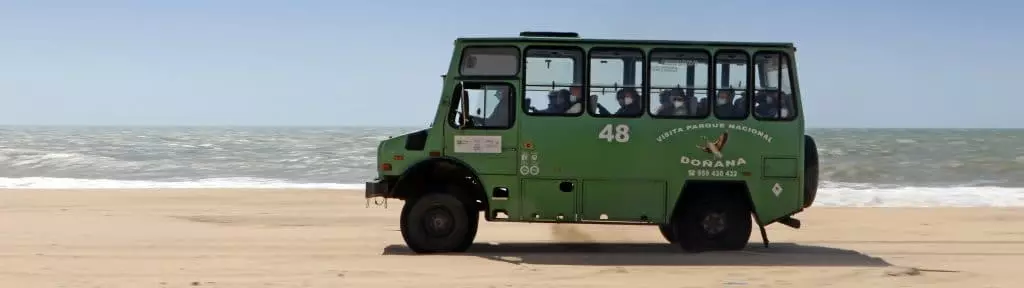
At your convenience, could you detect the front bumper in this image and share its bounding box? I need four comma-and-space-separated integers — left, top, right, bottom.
365, 179, 390, 199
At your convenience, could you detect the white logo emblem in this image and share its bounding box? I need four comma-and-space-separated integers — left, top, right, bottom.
771, 183, 783, 197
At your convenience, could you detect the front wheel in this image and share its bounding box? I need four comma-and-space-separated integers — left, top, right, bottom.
400, 192, 478, 254
673, 194, 752, 252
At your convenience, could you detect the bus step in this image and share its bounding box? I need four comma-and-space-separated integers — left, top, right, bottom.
778, 216, 801, 229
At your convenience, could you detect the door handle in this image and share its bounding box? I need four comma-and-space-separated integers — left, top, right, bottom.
559, 181, 574, 192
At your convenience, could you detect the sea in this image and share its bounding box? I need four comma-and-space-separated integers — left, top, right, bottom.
1, 126, 1023, 207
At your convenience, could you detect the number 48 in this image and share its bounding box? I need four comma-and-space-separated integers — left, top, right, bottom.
598, 124, 630, 143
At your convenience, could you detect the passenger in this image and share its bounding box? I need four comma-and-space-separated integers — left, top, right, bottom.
715, 90, 743, 118
614, 88, 642, 116
540, 88, 581, 114
590, 94, 612, 115
540, 89, 570, 114
733, 92, 748, 115
564, 87, 583, 114
694, 95, 707, 116
654, 90, 673, 116
754, 91, 779, 118
779, 92, 794, 118
655, 89, 690, 116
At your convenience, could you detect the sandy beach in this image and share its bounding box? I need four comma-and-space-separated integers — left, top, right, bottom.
1, 189, 1022, 287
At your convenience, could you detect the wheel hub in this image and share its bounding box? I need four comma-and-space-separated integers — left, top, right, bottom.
422, 207, 455, 237
702, 212, 726, 235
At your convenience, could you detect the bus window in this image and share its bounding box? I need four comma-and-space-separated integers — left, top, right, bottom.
523, 47, 584, 116
448, 83, 514, 129
713, 51, 749, 120
649, 50, 710, 118
459, 46, 520, 77
588, 49, 644, 118
753, 52, 796, 120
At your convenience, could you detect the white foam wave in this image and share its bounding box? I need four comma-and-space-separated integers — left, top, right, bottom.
1, 178, 1021, 207
0, 177, 363, 190
816, 181, 1024, 207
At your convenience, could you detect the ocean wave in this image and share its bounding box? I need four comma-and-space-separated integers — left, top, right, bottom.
0, 177, 362, 190
2, 177, 1022, 208
814, 181, 1024, 207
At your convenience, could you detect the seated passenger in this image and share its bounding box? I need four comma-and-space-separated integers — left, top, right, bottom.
779, 92, 794, 118
694, 95, 707, 116
564, 87, 583, 114
714, 90, 745, 118
754, 91, 779, 118
590, 94, 612, 115
733, 92, 747, 114
540, 89, 569, 114
614, 88, 642, 116
540, 89, 581, 114
655, 89, 690, 116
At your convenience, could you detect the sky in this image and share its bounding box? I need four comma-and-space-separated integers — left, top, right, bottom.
1, 0, 1021, 128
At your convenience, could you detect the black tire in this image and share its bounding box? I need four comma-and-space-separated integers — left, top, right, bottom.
673, 193, 752, 252
400, 192, 478, 254
456, 208, 480, 252
803, 135, 820, 208
658, 224, 678, 243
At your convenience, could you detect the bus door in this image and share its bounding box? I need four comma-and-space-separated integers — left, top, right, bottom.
444, 81, 520, 176
747, 51, 803, 223
516, 46, 588, 222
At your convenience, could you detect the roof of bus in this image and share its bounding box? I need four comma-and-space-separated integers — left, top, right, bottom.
455, 35, 796, 49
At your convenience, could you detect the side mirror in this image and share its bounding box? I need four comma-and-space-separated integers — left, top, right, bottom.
475, 108, 481, 116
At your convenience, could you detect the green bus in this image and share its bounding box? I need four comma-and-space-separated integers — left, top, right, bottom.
365, 31, 820, 254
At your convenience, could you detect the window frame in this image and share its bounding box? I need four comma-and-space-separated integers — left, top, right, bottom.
521, 45, 587, 117
446, 81, 517, 130
711, 49, 752, 120
586, 47, 646, 119
751, 50, 798, 121
457, 45, 522, 78
647, 48, 712, 120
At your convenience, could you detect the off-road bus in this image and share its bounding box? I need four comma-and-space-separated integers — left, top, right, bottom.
365, 31, 820, 254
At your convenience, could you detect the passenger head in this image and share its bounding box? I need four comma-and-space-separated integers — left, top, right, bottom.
762, 91, 777, 105
716, 90, 734, 105
658, 90, 672, 106
668, 89, 686, 109
548, 89, 572, 107
617, 88, 639, 107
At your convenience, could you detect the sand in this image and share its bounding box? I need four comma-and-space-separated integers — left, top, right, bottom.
1, 189, 1023, 287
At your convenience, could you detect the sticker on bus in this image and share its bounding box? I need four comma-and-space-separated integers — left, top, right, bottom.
453, 135, 502, 153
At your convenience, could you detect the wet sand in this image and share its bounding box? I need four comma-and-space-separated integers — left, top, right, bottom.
1, 188, 1022, 287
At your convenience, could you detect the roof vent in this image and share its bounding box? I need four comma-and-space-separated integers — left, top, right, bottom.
519, 31, 580, 38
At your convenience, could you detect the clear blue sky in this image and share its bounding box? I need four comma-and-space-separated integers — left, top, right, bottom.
1, 0, 1020, 128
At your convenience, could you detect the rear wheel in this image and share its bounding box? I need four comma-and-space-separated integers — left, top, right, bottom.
803, 135, 820, 208
400, 192, 478, 254
673, 193, 752, 252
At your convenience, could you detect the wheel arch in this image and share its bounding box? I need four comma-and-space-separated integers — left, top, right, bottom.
671, 180, 756, 220
391, 157, 489, 216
